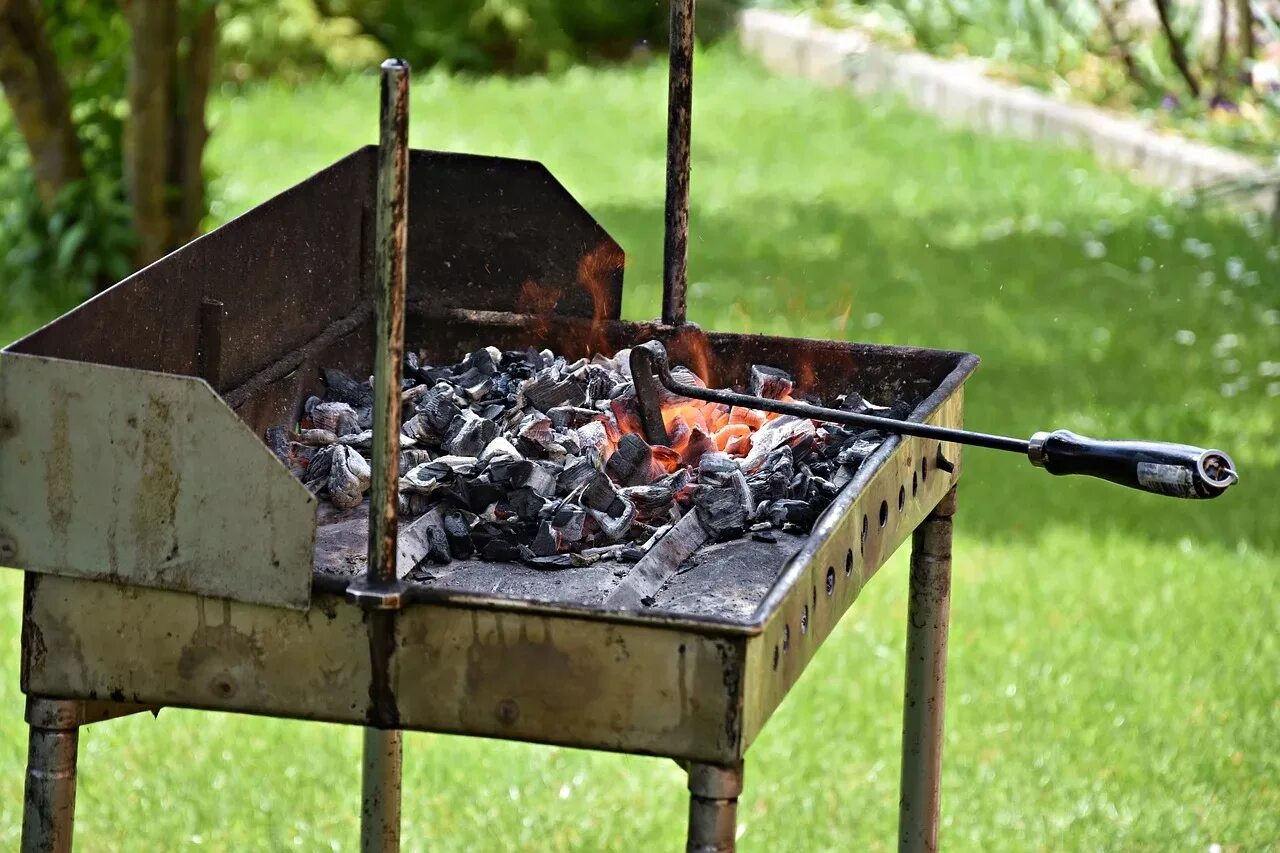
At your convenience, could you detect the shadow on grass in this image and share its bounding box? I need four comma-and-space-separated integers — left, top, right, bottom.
594, 196, 1278, 556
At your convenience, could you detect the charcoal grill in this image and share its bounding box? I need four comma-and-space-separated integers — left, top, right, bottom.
0, 4, 1236, 851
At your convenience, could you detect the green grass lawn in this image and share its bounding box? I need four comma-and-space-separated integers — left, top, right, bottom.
1, 50, 1277, 849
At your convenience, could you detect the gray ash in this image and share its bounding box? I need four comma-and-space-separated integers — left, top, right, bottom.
267, 346, 903, 571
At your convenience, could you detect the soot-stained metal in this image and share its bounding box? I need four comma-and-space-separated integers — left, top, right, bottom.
662, 0, 695, 327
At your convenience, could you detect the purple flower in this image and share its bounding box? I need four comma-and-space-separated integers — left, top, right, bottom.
1209, 95, 1238, 112
1160, 93, 1179, 110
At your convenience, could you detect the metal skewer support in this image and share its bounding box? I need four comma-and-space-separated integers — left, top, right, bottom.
346, 58, 411, 853
630, 341, 1238, 499
662, 0, 695, 326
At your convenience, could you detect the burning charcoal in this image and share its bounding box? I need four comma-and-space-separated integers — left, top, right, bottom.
740, 415, 816, 473
299, 428, 338, 446
514, 413, 555, 455
327, 445, 371, 510
305, 445, 335, 492
574, 420, 613, 456
651, 446, 681, 474
311, 401, 360, 437
415, 384, 461, 433
728, 406, 766, 430
606, 433, 660, 486
582, 365, 620, 403
521, 372, 586, 411
444, 411, 497, 457
678, 428, 717, 469
480, 436, 521, 463
442, 510, 474, 558
323, 368, 373, 407
609, 396, 645, 436
669, 366, 706, 389
765, 499, 815, 528
750, 365, 793, 400
265, 427, 314, 478
836, 438, 881, 466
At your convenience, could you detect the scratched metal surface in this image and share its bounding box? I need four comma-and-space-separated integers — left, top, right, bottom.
0, 353, 316, 609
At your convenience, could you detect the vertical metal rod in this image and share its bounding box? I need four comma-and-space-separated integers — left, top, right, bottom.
21, 699, 81, 853
359, 58, 409, 853
898, 486, 956, 853
369, 57, 410, 586
662, 0, 695, 326
685, 761, 743, 853
361, 728, 403, 853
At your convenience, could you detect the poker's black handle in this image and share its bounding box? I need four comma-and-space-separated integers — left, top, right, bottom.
1028, 430, 1238, 499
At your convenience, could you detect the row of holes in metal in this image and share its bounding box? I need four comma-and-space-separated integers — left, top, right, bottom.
770, 449, 938, 672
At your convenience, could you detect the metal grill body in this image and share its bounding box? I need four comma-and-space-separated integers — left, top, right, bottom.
2, 145, 970, 851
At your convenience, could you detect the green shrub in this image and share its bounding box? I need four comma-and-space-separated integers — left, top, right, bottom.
318, 0, 748, 74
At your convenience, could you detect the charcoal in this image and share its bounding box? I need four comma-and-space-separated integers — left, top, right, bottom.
417, 510, 452, 564
837, 438, 881, 466
752, 530, 778, 543
581, 471, 623, 514
399, 449, 433, 475
765, 499, 815, 527
532, 521, 559, 557
693, 452, 753, 540
328, 445, 371, 510
415, 384, 461, 432
442, 510, 474, 558
620, 484, 675, 514
558, 456, 599, 495
514, 413, 556, 455
750, 365, 793, 400
304, 395, 322, 416
551, 504, 588, 542
574, 420, 612, 456
305, 445, 335, 491
522, 373, 586, 411
455, 366, 492, 401
311, 401, 360, 437
399, 492, 434, 517
481, 539, 521, 562
609, 396, 645, 436
480, 436, 521, 463
505, 487, 547, 521
481, 403, 505, 421
401, 414, 437, 444
444, 411, 497, 457
297, 427, 338, 446
266, 426, 291, 458
323, 368, 373, 407
619, 547, 645, 563
678, 428, 717, 469
741, 415, 816, 473
524, 553, 577, 570
334, 429, 373, 449
606, 433, 659, 486
400, 464, 444, 496
589, 495, 636, 543
503, 460, 557, 496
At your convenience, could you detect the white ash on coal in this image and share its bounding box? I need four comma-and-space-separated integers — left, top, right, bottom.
267, 347, 904, 571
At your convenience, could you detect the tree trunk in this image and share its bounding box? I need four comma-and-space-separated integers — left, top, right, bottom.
1153, 0, 1201, 99
1237, 0, 1255, 62
171, 4, 217, 247
0, 0, 84, 210
125, 0, 179, 267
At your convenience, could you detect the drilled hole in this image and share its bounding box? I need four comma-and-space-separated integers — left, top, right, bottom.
812, 585, 818, 609
772, 644, 779, 670
826, 567, 836, 596
879, 500, 889, 528
845, 549, 854, 576
921, 455, 929, 481
800, 604, 809, 634
898, 485, 906, 511
912, 472, 919, 496
861, 514, 869, 553
783, 624, 791, 651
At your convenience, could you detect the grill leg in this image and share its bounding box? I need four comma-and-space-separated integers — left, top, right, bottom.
361, 727, 403, 853
21, 698, 81, 853
685, 761, 743, 853
898, 485, 956, 853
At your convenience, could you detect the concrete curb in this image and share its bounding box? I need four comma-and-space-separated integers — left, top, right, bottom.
739, 9, 1278, 217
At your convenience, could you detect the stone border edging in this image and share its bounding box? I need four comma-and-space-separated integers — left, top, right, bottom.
739, 9, 1278, 218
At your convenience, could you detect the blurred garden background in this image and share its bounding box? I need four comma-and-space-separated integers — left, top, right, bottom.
1, 0, 1277, 849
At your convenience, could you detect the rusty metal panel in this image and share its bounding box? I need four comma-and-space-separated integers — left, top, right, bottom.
22, 575, 370, 721
392, 605, 747, 764
0, 353, 315, 609
740, 388, 967, 753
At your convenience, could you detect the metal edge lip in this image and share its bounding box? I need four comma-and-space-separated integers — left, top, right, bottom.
747, 351, 980, 627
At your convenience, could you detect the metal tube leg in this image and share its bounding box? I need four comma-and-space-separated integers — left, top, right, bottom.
685, 761, 743, 853
361, 727, 403, 853
22, 698, 82, 853
898, 486, 956, 853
